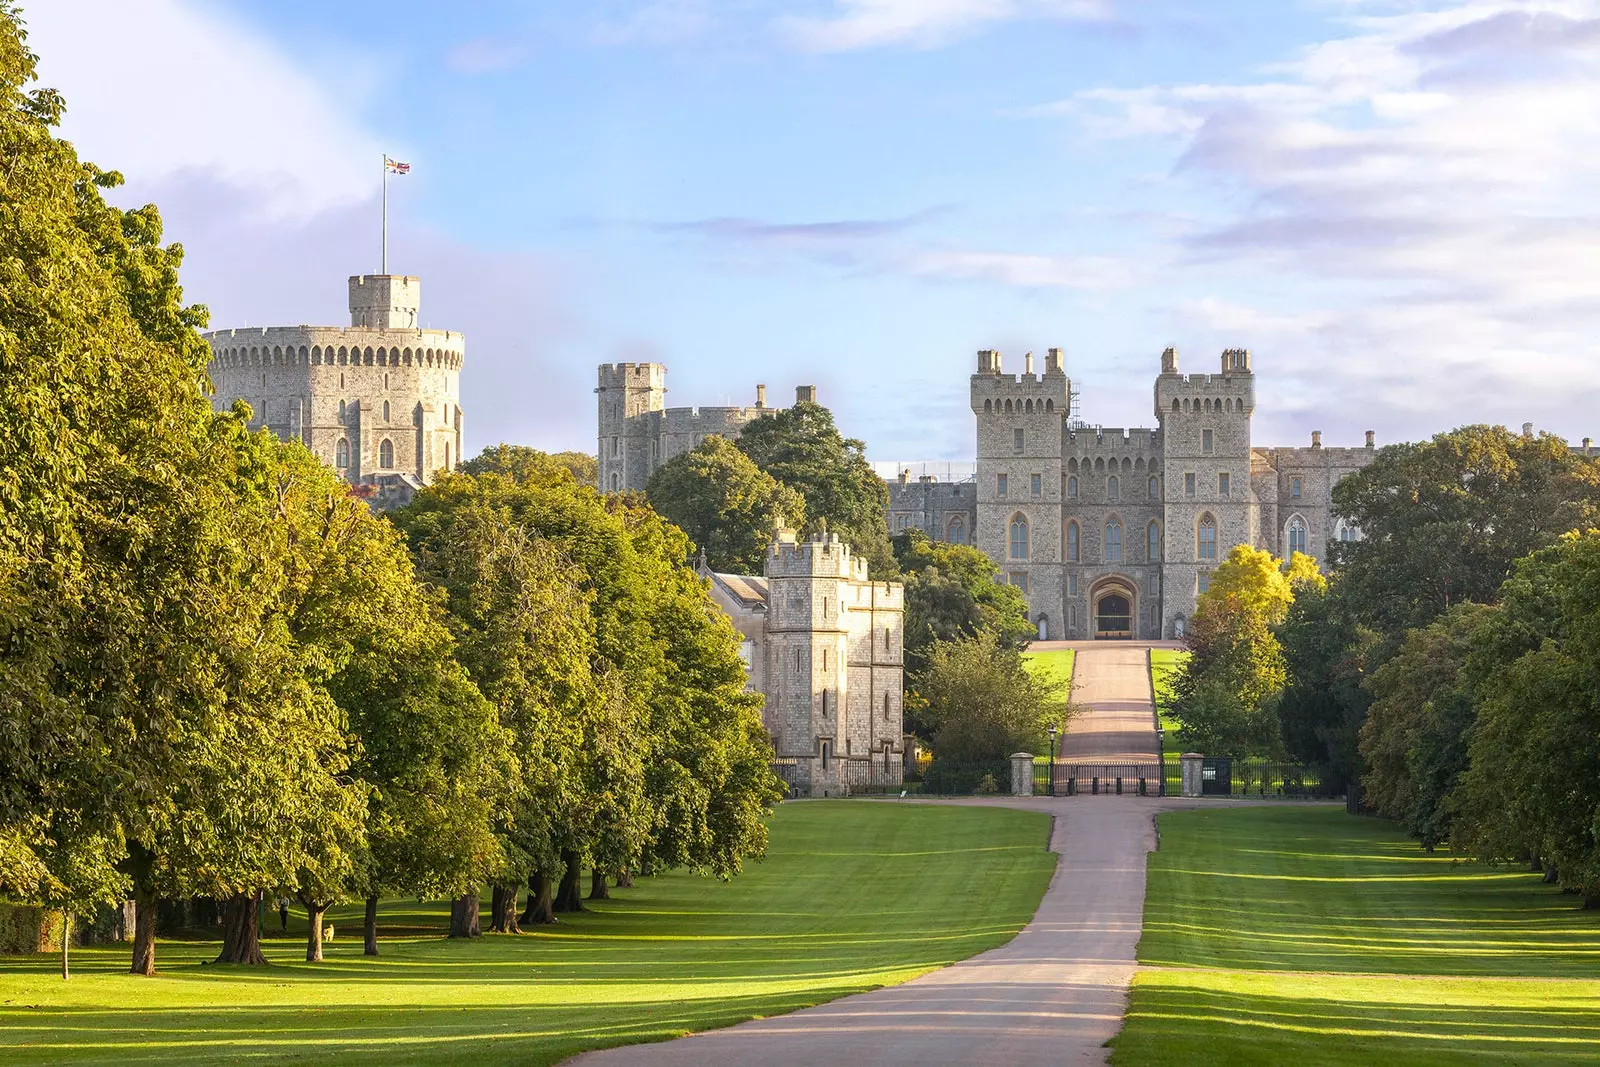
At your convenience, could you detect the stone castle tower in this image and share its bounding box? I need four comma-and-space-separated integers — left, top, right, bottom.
203, 275, 464, 501
706, 525, 905, 797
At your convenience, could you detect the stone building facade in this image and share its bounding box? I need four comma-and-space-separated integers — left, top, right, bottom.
597, 363, 818, 492
891, 346, 1378, 640
705, 526, 905, 797
203, 275, 464, 504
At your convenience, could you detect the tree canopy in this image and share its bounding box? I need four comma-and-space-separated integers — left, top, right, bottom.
891, 528, 1033, 677
645, 436, 805, 574
733, 401, 895, 575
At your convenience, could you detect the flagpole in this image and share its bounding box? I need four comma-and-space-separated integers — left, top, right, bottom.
381, 154, 388, 274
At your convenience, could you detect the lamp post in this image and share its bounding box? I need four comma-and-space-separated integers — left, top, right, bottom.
1156, 728, 1166, 796
1048, 723, 1059, 796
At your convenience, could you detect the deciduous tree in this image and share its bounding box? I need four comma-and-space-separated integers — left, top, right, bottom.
646, 436, 805, 573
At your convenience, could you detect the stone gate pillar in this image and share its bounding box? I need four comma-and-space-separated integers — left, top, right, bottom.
1010, 752, 1035, 797
1181, 753, 1204, 798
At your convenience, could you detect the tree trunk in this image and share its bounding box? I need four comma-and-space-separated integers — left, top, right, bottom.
214, 892, 268, 964
364, 895, 380, 956
490, 885, 521, 933
448, 893, 481, 938
554, 851, 585, 913
130, 886, 158, 975
521, 871, 557, 926
616, 868, 634, 889
305, 903, 328, 962
60, 910, 70, 980
588, 868, 609, 901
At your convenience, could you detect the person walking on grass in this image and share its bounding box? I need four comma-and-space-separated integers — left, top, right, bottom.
279, 898, 289, 933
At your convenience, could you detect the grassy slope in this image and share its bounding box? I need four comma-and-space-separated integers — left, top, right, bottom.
1, 802, 1054, 1067
1148, 648, 1187, 754
1022, 648, 1076, 753
1112, 806, 1600, 1066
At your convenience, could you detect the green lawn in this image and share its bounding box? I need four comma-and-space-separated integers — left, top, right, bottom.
1022, 647, 1075, 751
1149, 648, 1188, 754
0, 802, 1054, 1066
1111, 806, 1600, 1065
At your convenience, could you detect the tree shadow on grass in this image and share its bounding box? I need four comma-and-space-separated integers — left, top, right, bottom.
1112, 980, 1600, 1067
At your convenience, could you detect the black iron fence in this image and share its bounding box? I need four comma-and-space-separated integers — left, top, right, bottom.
1194, 758, 1338, 798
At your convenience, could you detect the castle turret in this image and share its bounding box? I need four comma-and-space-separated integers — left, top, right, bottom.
1153, 348, 1257, 636
597, 362, 666, 493
202, 274, 463, 504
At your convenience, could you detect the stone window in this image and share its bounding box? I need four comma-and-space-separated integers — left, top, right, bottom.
1014, 428, 1025, 453
883, 691, 891, 720
1197, 515, 1217, 561
1030, 473, 1042, 497
1203, 428, 1214, 454
1067, 476, 1078, 499
1148, 521, 1161, 562
383, 400, 391, 422
1219, 472, 1231, 497
1291, 476, 1302, 498
884, 626, 891, 650
1149, 474, 1158, 498
1105, 520, 1122, 563
794, 648, 803, 678
1066, 520, 1080, 562
1289, 518, 1307, 556
610, 472, 621, 491
821, 648, 828, 672
1185, 473, 1196, 498
1009, 572, 1029, 594
379, 439, 394, 469
1107, 475, 1119, 502
1198, 571, 1212, 595
1009, 515, 1029, 560
947, 517, 966, 544
335, 438, 350, 469
338, 400, 347, 421
997, 473, 1009, 497
1068, 573, 1078, 596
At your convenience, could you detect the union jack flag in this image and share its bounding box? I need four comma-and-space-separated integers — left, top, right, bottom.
385, 157, 411, 174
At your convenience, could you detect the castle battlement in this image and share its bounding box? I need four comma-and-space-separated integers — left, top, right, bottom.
1067, 427, 1162, 450
767, 531, 869, 581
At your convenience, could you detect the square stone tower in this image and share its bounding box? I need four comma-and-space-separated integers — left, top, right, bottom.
1153, 347, 1257, 635
971, 348, 1070, 630
596, 362, 666, 493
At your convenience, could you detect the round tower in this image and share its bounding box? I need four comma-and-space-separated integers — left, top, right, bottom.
202, 274, 464, 497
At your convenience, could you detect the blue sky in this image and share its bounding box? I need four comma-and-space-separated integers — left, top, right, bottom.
27, 1, 1600, 460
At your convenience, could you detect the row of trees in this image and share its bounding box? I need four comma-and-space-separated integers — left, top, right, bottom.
0, 12, 780, 976
1171, 423, 1600, 903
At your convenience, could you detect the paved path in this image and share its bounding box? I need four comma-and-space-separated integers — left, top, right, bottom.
1054, 643, 1161, 762
567, 795, 1209, 1067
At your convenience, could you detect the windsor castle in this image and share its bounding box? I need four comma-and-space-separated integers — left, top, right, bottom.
597, 346, 1379, 644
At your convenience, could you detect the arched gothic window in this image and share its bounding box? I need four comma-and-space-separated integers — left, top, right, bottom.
383, 400, 391, 421
1107, 475, 1119, 502
947, 517, 966, 545
1105, 521, 1122, 563
1288, 518, 1307, 557
338, 400, 346, 420
1149, 474, 1159, 497
1197, 515, 1217, 561
1067, 475, 1078, 499
335, 438, 350, 469
610, 472, 621, 491
1148, 521, 1161, 562
379, 439, 394, 469
1066, 520, 1080, 562
1009, 515, 1029, 560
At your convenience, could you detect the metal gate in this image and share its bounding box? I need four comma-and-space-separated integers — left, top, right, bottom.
1047, 761, 1165, 797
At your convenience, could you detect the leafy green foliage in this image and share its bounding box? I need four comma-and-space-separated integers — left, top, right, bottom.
913, 631, 1065, 763
1332, 424, 1600, 641
891, 529, 1033, 677
733, 401, 895, 575
645, 436, 805, 573
1276, 584, 1377, 799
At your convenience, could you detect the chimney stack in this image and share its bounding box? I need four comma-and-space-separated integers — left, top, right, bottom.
1311, 430, 1322, 448
1024, 351, 1035, 375
796, 385, 817, 404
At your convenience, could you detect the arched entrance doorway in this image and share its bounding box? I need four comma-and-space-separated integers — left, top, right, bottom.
1090, 578, 1136, 640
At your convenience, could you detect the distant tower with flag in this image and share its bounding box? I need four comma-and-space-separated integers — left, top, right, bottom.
202, 156, 464, 507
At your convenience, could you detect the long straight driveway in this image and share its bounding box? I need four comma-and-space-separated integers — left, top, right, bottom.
568, 795, 1208, 1067
1055, 642, 1163, 762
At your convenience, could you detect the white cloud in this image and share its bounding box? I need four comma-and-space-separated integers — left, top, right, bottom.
1047, 1, 1600, 437
781, 0, 1110, 53
25, 0, 387, 222
906, 250, 1140, 291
